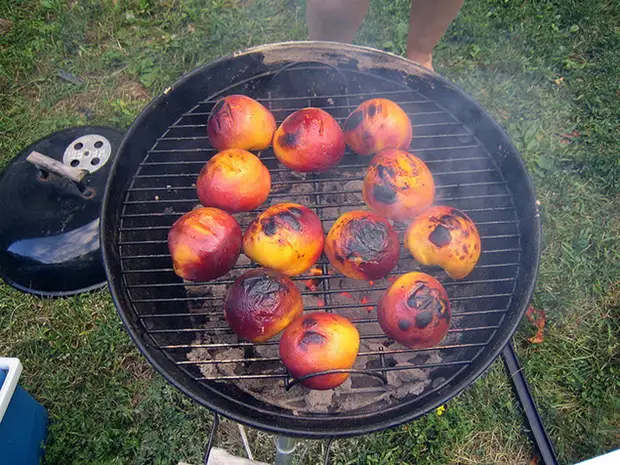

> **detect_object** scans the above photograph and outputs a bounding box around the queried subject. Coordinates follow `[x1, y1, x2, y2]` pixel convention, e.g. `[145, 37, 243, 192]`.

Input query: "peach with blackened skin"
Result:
[405, 206, 481, 279]
[196, 149, 271, 213]
[279, 312, 360, 390]
[224, 268, 303, 342]
[362, 149, 435, 221]
[243, 203, 324, 276]
[343, 99, 412, 156]
[207, 95, 276, 151]
[325, 211, 399, 281]
[167, 207, 241, 281]
[378, 272, 451, 349]
[273, 108, 345, 172]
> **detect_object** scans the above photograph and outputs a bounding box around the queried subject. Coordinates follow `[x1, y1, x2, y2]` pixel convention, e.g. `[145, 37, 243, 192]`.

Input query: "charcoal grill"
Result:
[101, 42, 541, 442]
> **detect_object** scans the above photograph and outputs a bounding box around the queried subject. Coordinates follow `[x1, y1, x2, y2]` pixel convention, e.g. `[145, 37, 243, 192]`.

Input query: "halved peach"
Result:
[273, 108, 345, 172]
[243, 203, 324, 276]
[279, 312, 360, 390]
[325, 211, 399, 280]
[196, 149, 271, 213]
[362, 149, 435, 221]
[405, 206, 481, 279]
[377, 272, 451, 348]
[167, 207, 241, 281]
[224, 268, 303, 342]
[343, 99, 412, 156]
[207, 95, 276, 151]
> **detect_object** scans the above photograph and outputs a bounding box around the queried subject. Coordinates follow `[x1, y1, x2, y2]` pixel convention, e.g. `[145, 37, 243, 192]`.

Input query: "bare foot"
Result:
[407, 52, 434, 71]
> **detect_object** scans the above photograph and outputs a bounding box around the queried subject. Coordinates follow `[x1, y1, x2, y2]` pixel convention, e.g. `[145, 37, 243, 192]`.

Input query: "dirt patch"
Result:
[117, 79, 150, 101]
[0, 18, 12, 36]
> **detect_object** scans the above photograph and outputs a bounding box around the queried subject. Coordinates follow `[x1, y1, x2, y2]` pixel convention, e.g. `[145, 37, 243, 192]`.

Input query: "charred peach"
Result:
[405, 206, 481, 279]
[343, 99, 412, 156]
[224, 268, 303, 342]
[279, 312, 360, 390]
[168, 207, 241, 281]
[273, 108, 345, 172]
[196, 149, 271, 213]
[243, 203, 324, 276]
[325, 211, 399, 280]
[207, 95, 276, 151]
[363, 149, 435, 220]
[378, 272, 450, 348]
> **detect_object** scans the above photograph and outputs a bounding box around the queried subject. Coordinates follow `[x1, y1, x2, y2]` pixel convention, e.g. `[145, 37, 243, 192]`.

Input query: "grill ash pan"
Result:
[101, 42, 541, 438]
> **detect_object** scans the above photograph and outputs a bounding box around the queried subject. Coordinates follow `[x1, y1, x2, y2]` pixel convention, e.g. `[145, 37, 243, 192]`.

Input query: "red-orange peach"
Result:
[196, 149, 271, 213]
[378, 272, 451, 349]
[224, 268, 303, 342]
[273, 108, 345, 172]
[243, 203, 324, 276]
[167, 207, 241, 281]
[343, 98, 412, 156]
[362, 149, 435, 221]
[325, 211, 399, 280]
[207, 95, 276, 151]
[279, 312, 360, 390]
[405, 206, 481, 279]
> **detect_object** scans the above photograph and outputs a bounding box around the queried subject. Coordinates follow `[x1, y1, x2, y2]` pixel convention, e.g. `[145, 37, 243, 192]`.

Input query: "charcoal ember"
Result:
[425, 352, 443, 366]
[215, 348, 245, 376]
[334, 391, 390, 412]
[389, 350, 416, 365]
[301, 291, 325, 310]
[187, 346, 217, 379]
[323, 180, 362, 202]
[253, 343, 280, 359]
[391, 378, 428, 400]
[304, 388, 334, 413]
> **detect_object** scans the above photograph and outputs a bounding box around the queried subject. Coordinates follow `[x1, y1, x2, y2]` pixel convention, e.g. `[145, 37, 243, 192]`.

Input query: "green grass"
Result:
[1, 1, 619, 464]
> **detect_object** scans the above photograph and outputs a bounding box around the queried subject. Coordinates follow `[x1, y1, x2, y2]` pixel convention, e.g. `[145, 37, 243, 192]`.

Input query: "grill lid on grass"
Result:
[0, 126, 123, 296]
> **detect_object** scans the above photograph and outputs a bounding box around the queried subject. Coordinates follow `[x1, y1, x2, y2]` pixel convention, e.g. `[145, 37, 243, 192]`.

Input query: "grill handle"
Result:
[285, 369, 388, 391]
[502, 342, 559, 465]
[26, 151, 93, 197]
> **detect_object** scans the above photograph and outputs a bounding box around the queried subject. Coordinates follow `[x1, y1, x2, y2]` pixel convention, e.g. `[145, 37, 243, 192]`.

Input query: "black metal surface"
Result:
[101, 42, 541, 438]
[0, 126, 123, 296]
[203, 412, 220, 465]
[503, 342, 559, 465]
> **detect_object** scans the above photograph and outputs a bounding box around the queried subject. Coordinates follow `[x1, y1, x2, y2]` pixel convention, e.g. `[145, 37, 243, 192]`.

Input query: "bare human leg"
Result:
[306, 0, 370, 44]
[407, 0, 464, 71]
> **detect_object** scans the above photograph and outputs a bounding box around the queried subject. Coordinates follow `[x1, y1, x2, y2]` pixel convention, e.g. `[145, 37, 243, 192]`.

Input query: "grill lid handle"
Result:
[26, 150, 91, 196]
[27, 150, 87, 183]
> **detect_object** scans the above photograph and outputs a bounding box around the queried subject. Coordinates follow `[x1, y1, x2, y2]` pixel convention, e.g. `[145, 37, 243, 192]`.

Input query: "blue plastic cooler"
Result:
[0, 358, 48, 465]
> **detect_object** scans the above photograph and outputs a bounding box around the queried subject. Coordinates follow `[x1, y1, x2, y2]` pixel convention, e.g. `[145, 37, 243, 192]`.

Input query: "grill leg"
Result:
[274, 436, 297, 465]
[502, 341, 559, 465]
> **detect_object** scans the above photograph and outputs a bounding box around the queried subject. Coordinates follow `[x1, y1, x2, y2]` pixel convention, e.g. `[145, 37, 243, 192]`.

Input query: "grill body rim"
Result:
[101, 41, 541, 438]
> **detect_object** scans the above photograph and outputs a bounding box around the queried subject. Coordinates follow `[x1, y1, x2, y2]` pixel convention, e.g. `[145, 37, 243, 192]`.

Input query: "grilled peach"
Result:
[224, 268, 303, 342]
[196, 149, 271, 213]
[273, 108, 345, 172]
[243, 203, 324, 276]
[362, 149, 435, 221]
[405, 206, 481, 279]
[343, 99, 412, 156]
[378, 272, 450, 348]
[279, 312, 360, 390]
[207, 95, 276, 151]
[168, 207, 241, 281]
[325, 211, 399, 280]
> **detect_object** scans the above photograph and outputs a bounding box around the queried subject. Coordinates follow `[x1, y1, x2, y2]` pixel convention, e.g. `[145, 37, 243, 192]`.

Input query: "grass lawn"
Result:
[1, 0, 618, 464]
